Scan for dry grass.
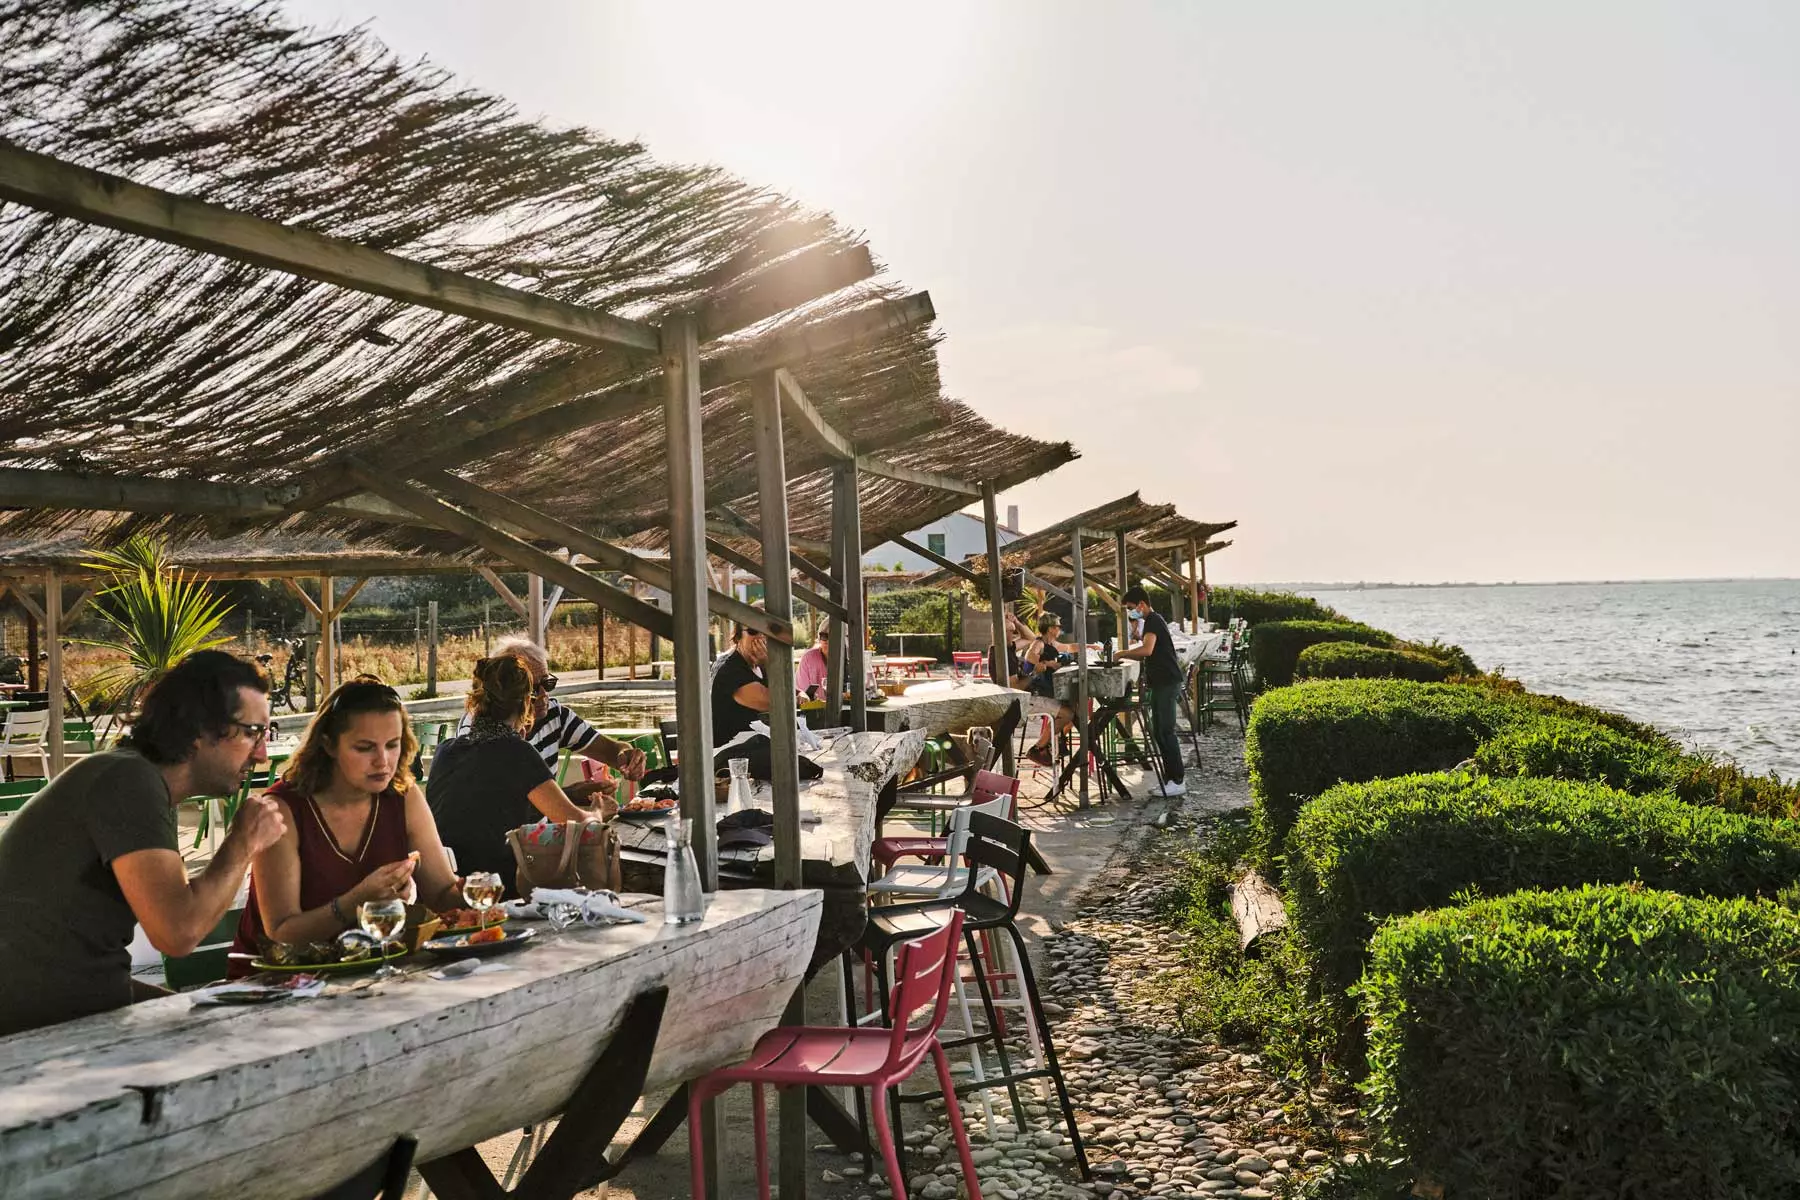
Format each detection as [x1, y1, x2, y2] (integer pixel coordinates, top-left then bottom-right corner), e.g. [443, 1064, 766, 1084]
[17, 614, 670, 699]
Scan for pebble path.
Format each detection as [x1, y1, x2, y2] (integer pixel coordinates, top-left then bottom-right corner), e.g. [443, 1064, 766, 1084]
[813, 732, 1366, 1200]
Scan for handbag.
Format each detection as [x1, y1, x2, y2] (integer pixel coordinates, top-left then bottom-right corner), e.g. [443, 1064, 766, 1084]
[507, 817, 622, 896]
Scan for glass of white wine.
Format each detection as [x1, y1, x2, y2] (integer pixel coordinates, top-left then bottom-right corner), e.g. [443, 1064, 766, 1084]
[462, 871, 503, 931]
[357, 898, 407, 980]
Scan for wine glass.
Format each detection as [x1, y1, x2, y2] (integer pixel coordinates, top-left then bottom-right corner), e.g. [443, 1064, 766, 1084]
[357, 899, 407, 980]
[462, 871, 503, 931]
[544, 901, 580, 935]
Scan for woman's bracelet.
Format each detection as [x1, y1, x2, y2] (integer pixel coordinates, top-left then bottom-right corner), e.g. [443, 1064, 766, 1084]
[329, 895, 351, 928]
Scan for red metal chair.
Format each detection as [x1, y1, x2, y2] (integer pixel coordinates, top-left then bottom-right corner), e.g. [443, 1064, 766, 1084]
[873, 769, 1020, 874]
[950, 650, 986, 680]
[687, 913, 983, 1200]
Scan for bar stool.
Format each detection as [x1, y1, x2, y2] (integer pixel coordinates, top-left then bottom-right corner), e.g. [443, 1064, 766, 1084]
[855, 812, 1091, 1182]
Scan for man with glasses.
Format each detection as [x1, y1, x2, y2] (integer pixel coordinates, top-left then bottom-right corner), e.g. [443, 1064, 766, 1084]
[456, 636, 646, 802]
[0, 650, 287, 1036]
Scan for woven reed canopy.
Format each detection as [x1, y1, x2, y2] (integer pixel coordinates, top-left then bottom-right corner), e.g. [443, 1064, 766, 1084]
[0, 0, 1074, 561]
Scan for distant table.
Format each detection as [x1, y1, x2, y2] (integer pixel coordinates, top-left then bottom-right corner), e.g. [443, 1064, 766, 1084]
[880, 655, 936, 678]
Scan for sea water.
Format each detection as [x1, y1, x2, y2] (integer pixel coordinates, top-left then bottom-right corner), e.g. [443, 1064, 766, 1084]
[1297, 580, 1800, 780]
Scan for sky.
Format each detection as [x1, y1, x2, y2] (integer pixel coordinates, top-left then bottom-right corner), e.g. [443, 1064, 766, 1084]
[285, 0, 1800, 584]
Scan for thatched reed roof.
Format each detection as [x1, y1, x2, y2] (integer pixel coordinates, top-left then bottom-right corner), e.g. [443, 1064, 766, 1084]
[916, 493, 1236, 589]
[0, 531, 503, 579]
[0, 0, 1074, 561]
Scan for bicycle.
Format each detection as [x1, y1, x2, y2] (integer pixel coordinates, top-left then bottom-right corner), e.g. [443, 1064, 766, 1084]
[256, 638, 310, 713]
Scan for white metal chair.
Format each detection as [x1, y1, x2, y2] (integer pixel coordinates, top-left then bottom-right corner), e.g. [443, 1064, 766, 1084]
[1, 709, 50, 781]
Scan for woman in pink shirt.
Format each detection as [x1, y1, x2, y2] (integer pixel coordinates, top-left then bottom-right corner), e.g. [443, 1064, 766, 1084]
[796, 623, 830, 700]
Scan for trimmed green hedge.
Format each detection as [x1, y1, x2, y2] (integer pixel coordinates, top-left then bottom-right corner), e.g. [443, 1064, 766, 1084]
[1288, 773, 1800, 1001]
[1295, 642, 1450, 683]
[1472, 714, 1674, 793]
[1248, 620, 1394, 690]
[1211, 587, 1345, 627]
[1247, 680, 1511, 860]
[1362, 885, 1800, 1198]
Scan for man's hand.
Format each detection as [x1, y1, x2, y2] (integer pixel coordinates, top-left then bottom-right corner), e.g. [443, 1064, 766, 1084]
[226, 792, 287, 856]
[613, 744, 647, 780]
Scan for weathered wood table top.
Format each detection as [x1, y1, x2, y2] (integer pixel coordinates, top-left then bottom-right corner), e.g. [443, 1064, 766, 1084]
[0, 888, 821, 1200]
[865, 681, 1023, 739]
[613, 729, 926, 888]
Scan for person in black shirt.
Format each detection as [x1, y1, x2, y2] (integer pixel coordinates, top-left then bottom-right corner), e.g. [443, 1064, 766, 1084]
[711, 623, 773, 746]
[1117, 586, 1187, 795]
[428, 654, 603, 897]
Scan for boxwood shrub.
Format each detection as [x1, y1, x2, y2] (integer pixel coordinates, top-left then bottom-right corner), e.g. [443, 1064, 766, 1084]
[1248, 620, 1394, 690]
[1295, 642, 1450, 683]
[1246, 680, 1511, 862]
[1471, 714, 1675, 793]
[1210, 587, 1345, 627]
[1361, 885, 1800, 1198]
[1288, 773, 1800, 1001]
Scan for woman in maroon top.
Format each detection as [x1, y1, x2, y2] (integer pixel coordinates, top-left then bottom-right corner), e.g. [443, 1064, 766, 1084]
[230, 677, 461, 975]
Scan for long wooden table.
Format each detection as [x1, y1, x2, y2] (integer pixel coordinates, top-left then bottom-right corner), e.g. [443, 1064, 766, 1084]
[0, 889, 821, 1200]
[613, 729, 926, 892]
[864, 680, 1023, 740]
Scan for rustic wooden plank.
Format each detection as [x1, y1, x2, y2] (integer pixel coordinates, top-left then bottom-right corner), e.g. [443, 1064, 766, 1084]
[0, 889, 820, 1200]
[0, 141, 659, 354]
[1228, 869, 1288, 953]
[709, 509, 836, 585]
[703, 538, 847, 623]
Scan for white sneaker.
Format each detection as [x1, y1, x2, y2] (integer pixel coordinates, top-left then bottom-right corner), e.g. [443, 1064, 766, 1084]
[1154, 779, 1186, 797]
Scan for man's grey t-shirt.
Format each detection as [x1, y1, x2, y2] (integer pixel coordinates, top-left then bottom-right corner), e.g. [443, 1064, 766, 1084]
[0, 748, 176, 1037]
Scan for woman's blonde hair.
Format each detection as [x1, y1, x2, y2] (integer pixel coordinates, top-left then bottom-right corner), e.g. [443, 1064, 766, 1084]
[468, 654, 534, 729]
[281, 676, 418, 797]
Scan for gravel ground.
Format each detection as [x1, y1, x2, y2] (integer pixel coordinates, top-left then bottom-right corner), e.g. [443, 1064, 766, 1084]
[797, 725, 1369, 1200]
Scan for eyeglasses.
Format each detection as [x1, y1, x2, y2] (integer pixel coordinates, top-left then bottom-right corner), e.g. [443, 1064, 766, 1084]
[535, 675, 559, 694]
[226, 720, 271, 742]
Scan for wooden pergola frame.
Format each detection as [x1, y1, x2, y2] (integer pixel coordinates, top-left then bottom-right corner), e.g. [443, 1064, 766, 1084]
[0, 137, 1063, 1198]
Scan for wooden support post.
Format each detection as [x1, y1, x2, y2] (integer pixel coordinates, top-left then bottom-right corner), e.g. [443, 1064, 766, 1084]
[982, 483, 1016, 776]
[426, 601, 439, 698]
[662, 313, 717, 887]
[1200, 549, 1210, 623]
[528, 574, 546, 648]
[318, 576, 336, 696]
[24, 607, 38, 692]
[1115, 529, 1129, 648]
[834, 466, 867, 731]
[663, 312, 723, 1199]
[1072, 535, 1090, 809]
[751, 374, 808, 1200]
[597, 610, 606, 681]
[45, 571, 64, 776]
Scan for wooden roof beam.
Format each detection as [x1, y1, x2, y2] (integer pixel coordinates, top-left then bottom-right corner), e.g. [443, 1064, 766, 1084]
[343, 461, 674, 638]
[420, 470, 792, 644]
[890, 534, 983, 587]
[854, 456, 978, 497]
[774, 369, 853, 460]
[703, 537, 848, 623]
[0, 140, 661, 354]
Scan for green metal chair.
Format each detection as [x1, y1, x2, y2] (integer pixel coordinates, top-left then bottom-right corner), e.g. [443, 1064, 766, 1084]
[162, 906, 244, 991]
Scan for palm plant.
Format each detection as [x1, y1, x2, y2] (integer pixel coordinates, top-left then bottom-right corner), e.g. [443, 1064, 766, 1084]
[78, 535, 234, 715]
[1015, 584, 1049, 625]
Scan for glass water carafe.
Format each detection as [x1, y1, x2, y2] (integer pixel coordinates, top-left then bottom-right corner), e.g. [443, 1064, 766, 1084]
[663, 817, 707, 925]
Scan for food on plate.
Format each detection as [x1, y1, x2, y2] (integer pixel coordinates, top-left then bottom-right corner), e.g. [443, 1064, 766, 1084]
[622, 795, 678, 813]
[435, 907, 506, 932]
[257, 936, 375, 966]
[465, 926, 507, 945]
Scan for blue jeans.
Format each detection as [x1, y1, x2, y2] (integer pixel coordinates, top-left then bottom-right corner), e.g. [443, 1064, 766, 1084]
[1146, 682, 1185, 784]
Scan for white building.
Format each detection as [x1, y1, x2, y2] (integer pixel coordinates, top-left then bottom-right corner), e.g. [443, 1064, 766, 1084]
[863, 507, 1023, 574]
